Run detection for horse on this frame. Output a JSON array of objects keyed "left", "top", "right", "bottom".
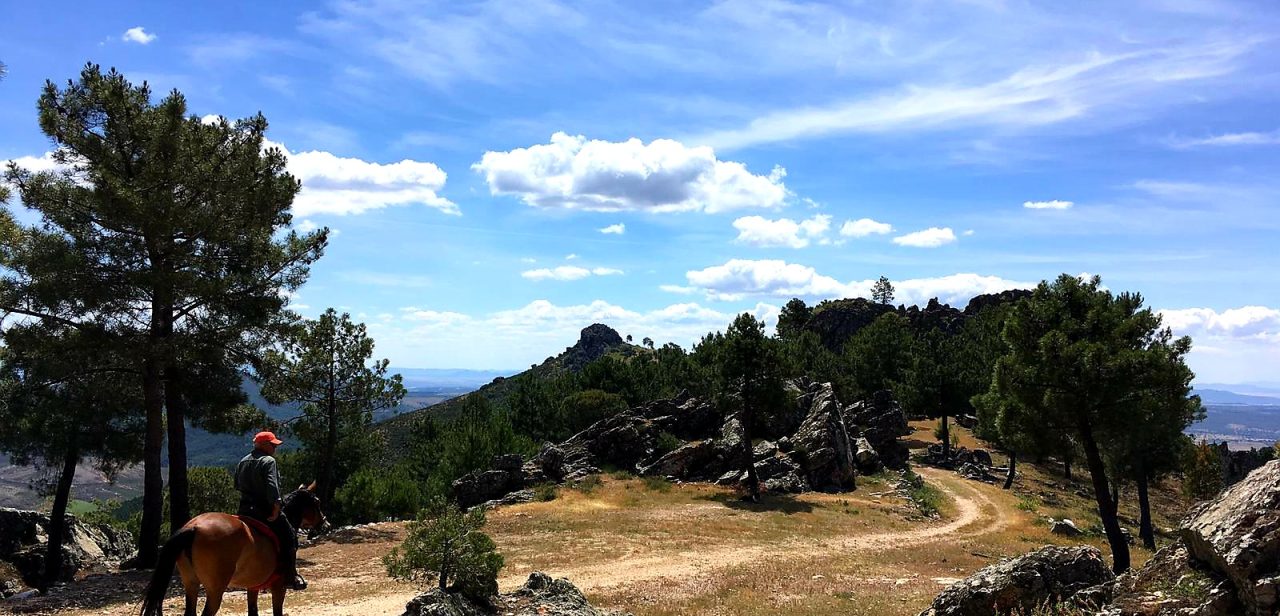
[{"left": 140, "top": 482, "right": 330, "bottom": 616}]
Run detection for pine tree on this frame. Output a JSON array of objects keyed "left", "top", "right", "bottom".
[
  {"left": 715, "top": 313, "right": 787, "bottom": 501},
  {"left": 775, "top": 298, "right": 813, "bottom": 341},
  {"left": 260, "top": 309, "right": 405, "bottom": 505},
  {"left": 871, "top": 276, "right": 895, "bottom": 305},
  {"left": 2, "top": 65, "right": 326, "bottom": 563}
]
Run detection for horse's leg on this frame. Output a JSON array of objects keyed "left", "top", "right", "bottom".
[
  {"left": 270, "top": 580, "right": 287, "bottom": 616},
  {"left": 247, "top": 589, "right": 259, "bottom": 616},
  {"left": 177, "top": 551, "right": 200, "bottom": 616},
  {"left": 198, "top": 584, "right": 226, "bottom": 616}
]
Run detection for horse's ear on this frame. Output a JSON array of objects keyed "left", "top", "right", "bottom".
[
  {"left": 298, "top": 483, "right": 306, "bottom": 491},
  {"left": 306, "top": 481, "right": 318, "bottom": 493}
]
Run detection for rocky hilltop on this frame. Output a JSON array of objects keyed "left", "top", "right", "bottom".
[
  {"left": 451, "top": 379, "right": 911, "bottom": 508},
  {"left": 805, "top": 290, "right": 1031, "bottom": 350},
  {"left": 920, "top": 458, "right": 1280, "bottom": 616}
]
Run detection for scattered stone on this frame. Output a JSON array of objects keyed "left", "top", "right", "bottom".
[
  {"left": 401, "top": 572, "right": 631, "bottom": 616},
  {"left": 918, "top": 546, "right": 1115, "bottom": 616},
  {"left": 1050, "top": 519, "right": 1083, "bottom": 537}
]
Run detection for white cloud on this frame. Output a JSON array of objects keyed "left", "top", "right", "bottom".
[
  {"left": 5, "top": 152, "right": 63, "bottom": 174},
  {"left": 122, "top": 27, "right": 157, "bottom": 45},
  {"left": 732, "top": 214, "right": 831, "bottom": 248},
  {"left": 598, "top": 223, "right": 626, "bottom": 235},
  {"left": 268, "top": 140, "right": 455, "bottom": 217},
  {"left": 295, "top": 219, "right": 320, "bottom": 233},
  {"left": 1023, "top": 200, "right": 1074, "bottom": 210},
  {"left": 1158, "top": 306, "right": 1280, "bottom": 384},
  {"left": 893, "top": 227, "right": 957, "bottom": 247},
  {"left": 839, "top": 218, "right": 893, "bottom": 238},
  {"left": 680, "top": 259, "right": 1030, "bottom": 305},
  {"left": 565, "top": 253, "right": 579, "bottom": 260},
  {"left": 1159, "top": 306, "right": 1280, "bottom": 340},
  {"left": 1168, "top": 130, "right": 1280, "bottom": 149},
  {"left": 521, "top": 265, "right": 624, "bottom": 281},
  {"left": 473, "top": 132, "right": 788, "bottom": 213}
]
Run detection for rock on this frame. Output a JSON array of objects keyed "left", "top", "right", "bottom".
[
  {"left": 1106, "top": 544, "right": 1240, "bottom": 616},
  {"left": 957, "top": 463, "right": 994, "bottom": 483},
  {"left": 402, "top": 572, "right": 631, "bottom": 616},
  {"left": 534, "top": 444, "right": 566, "bottom": 482},
  {"left": 1180, "top": 459, "right": 1280, "bottom": 615},
  {"left": 789, "top": 382, "right": 857, "bottom": 492},
  {"left": 843, "top": 390, "right": 911, "bottom": 469},
  {"left": 452, "top": 456, "right": 527, "bottom": 509},
  {"left": 854, "top": 437, "right": 881, "bottom": 473},
  {"left": 971, "top": 449, "right": 993, "bottom": 467},
  {"left": 755, "top": 453, "right": 809, "bottom": 493},
  {"left": 561, "top": 324, "right": 626, "bottom": 373},
  {"left": 480, "top": 490, "right": 535, "bottom": 509},
  {"left": 1051, "top": 519, "right": 1083, "bottom": 537},
  {"left": 637, "top": 440, "right": 722, "bottom": 479},
  {"left": 918, "top": 546, "right": 1115, "bottom": 616},
  {"left": 0, "top": 508, "right": 133, "bottom": 587}
]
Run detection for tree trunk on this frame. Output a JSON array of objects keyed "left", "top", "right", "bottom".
[
  {"left": 166, "top": 372, "right": 190, "bottom": 531},
  {"left": 940, "top": 412, "right": 950, "bottom": 460},
  {"left": 438, "top": 558, "right": 449, "bottom": 591},
  {"left": 741, "top": 401, "right": 760, "bottom": 502},
  {"left": 138, "top": 359, "right": 165, "bottom": 567},
  {"left": 1137, "top": 470, "right": 1156, "bottom": 550},
  {"left": 42, "top": 441, "right": 79, "bottom": 591},
  {"left": 1003, "top": 450, "right": 1016, "bottom": 490},
  {"left": 323, "top": 355, "right": 338, "bottom": 506},
  {"left": 1063, "top": 456, "right": 1072, "bottom": 481},
  {"left": 1079, "top": 423, "right": 1130, "bottom": 574}
]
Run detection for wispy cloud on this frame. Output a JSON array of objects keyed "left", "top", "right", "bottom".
[
  {"left": 893, "top": 227, "right": 957, "bottom": 248},
  {"left": 598, "top": 223, "right": 626, "bottom": 235},
  {"left": 122, "top": 27, "right": 156, "bottom": 45},
  {"left": 522, "top": 265, "right": 624, "bottom": 281},
  {"left": 1167, "top": 130, "right": 1280, "bottom": 149},
  {"left": 1023, "top": 200, "right": 1073, "bottom": 210}
]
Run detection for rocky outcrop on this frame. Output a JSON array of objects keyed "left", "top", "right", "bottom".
[
  {"left": 401, "top": 572, "right": 631, "bottom": 616},
  {"left": 919, "top": 546, "right": 1115, "bottom": 616},
  {"left": 0, "top": 508, "right": 133, "bottom": 588},
  {"left": 561, "top": 324, "right": 627, "bottom": 373},
  {"left": 454, "top": 381, "right": 912, "bottom": 505},
  {"left": 1106, "top": 544, "right": 1240, "bottom": 616},
  {"left": 1179, "top": 459, "right": 1280, "bottom": 615}
]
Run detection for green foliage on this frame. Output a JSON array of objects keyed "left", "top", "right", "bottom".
[
  {"left": 841, "top": 313, "right": 913, "bottom": 399},
  {"left": 532, "top": 483, "right": 558, "bottom": 502},
  {"left": 908, "top": 480, "right": 943, "bottom": 517},
  {"left": 641, "top": 475, "right": 673, "bottom": 493},
  {"left": 575, "top": 474, "right": 603, "bottom": 493},
  {"left": 337, "top": 465, "right": 423, "bottom": 524},
  {"left": 383, "top": 498, "right": 503, "bottom": 599},
  {"left": 1181, "top": 441, "right": 1224, "bottom": 500},
  {"left": 654, "top": 431, "right": 683, "bottom": 456},
  {"left": 402, "top": 395, "right": 536, "bottom": 506},
  {"left": 1015, "top": 494, "right": 1040, "bottom": 513},
  {"left": 187, "top": 467, "right": 237, "bottom": 516},
  {"left": 871, "top": 276, "right": 895, "bottom": 305},
  {"left": 775, "top": 298, "right": 813, "bottom": 341}
]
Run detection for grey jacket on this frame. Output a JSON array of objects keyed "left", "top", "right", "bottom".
[{"left": 234, "top": 450, "right": 283, "bottom": 515}]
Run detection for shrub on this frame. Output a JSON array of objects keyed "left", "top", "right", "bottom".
[
  {"left": 532, "top": 483, "right": 558, "bottom": 502},
  {"left": 337, "top": 465, "right": 423, "bottom": 524},
  {"left": 641, "top": 475, "right": 672, "bottom": 493},
  {"left": 1015, "top": 494, "right": 1040, "bottom": 513},
  {"left": 1181, "top": 441, "right": 1223, "bottom": 500},
  {"left": 188, "top": 466, "right": 238, "bottom": 516},
  {"left": 608, "top": 469, "right": 632, "bottom": 480},
  {"left": 384, "top": 498, "right": 504, "bottom": 600},
  {"left": 654, "top": 431, "right": 683, "bottom": 456},
  {"left": 576, "top": 474, "right": 602, "bottom": 493}
]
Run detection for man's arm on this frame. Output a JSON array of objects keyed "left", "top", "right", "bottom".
[{"left": 263, "top": 456, "right": 284, "bottom": 520}]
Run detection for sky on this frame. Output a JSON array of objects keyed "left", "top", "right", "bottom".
[{"left": 1, "top": 0, "right": 1279, "bottom": 384}]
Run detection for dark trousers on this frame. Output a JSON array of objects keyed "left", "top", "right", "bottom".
[{"left": 239, "top": 504, "right": 299, "bottom": 576}]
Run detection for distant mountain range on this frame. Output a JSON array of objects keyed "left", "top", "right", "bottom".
[{"left": 1193, "top": 388, "right": 1280, "bottom": 406}]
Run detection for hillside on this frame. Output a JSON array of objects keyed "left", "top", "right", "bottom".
[
  {"left": 14, "top": 422, "right": 1194, "bottom": 616},
  {"left": 378, "top": 323, "right": 641, "bottom": 449}
]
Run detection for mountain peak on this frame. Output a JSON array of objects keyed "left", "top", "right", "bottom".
[{"left": 562, "top": 323, "right": 626, "bottom": 372}]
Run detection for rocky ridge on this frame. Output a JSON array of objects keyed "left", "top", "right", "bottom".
[{"left": 451, "top": 379, "right": 911, "bottom": 507}]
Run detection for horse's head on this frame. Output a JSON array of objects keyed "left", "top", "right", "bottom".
[{"left": 285, "top": 481, "right": 331, "bottom": 534}]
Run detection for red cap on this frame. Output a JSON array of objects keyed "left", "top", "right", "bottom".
[{"left": 253, "top": 431, "right": 283, "bottom": 446}]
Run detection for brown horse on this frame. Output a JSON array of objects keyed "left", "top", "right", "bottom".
[{"left": 140, "top": 483, "right": 330, "bottom": 616}]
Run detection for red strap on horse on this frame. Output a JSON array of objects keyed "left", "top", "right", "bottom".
[{"left": 237, "top": 516, "right": 283, "bottom": 592}]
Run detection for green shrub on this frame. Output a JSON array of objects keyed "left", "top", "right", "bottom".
[
  {"left": 1181, "top": 441, "right": 1223, "bottom": 500},
  {"left": 337, "top": 465, "right": 423, "bottom": 524},
  {"left": 576, "top": 474, "right": 602, "bottom": 493},
  {"left": 384, "top": 498, "right": 503, "bottom": 600},
  {"left": 608, "top": 469, "right": 632, "bottom": 480},
  {"left": 641, "top": 475, "right": 672, "bottom": 493},
  {"left": 908, "top": 481, "right": 943, "bottom": 517},
  {"left": 188, "top": 466, "right": 238, "bottom": 516},
  {"left": 532, "top": 483, "right": 558, "bottom": 502},
  {"left": 1015, "top": 494, "right": 1040, "bottom": 513},
  {"left": 654, "top": 431, "right": 683, "bottom": 456}
]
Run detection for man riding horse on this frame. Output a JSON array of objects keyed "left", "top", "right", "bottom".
[{"left": 234, "top": 431, "right": 307, "bottom": 591}]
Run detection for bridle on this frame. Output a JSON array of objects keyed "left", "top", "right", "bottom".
[{"left": 283, "top": 489, "right": 330, "bottom": 532}]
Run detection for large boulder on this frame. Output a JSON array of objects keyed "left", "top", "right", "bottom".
[
  {"left": 918, "top": 546, "right": 1115, "bottom": 616},
  {"left": 637, "top": 440, "right": 723, "bottom": 479},
  {"left": 843, "top": 390, "right": 911, "bottom": 469},
  {"left": 401, "top": 572, "right": 631, "bottom": 616},
  {"left": 452, "top": 455, "right": 526, "bottom": 509},
  {"left": 789, "top": 382, "right": 857, "bottom": 492},
  {"left": 0, "top": 508, "right": 133, "bottom": 587},
  {"left": 1106, "top": 544, "right": 1240, "bottom": 616},
  {"left": 1180, "top": 458, "right": 1280, "bottom": 615}
]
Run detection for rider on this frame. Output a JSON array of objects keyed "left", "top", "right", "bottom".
[{"left": 234, "top": 431, "right": 306, "bottom": 591}]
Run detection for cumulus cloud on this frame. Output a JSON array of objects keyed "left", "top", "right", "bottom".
[
  {"left": 521, "top": 265, "right": 624, "bottom": 281},
  {"left": 1023, "top": 200, "right": 1074, "bottom": 210},
  {"left": 473, "top": 132, "right": 788, "bottom": 213},
  {"left": 732, "top": 214, "right": 831, "bottom": 248},
  {"left": 369, "top": 299, "right": 781, "bottom": 369},
  {"left": 679, "top": 259, "right": 1031, "bottom": 305},
  {"left": 598, "top": 223, "right": 626, "bottom": 234},
  {"left": 839, "top": 218, "right": 893, "bottom": 238},
  {"left": 268, "top": 140, "right": 455, "bottom": 216},
  {"left": 5, "top": 152, "right": 63, "bottom": 174},
  {"left": 122, "top": 27, "right": 157, "bottom": 45},
  {"left": 1159, "top": 306, "right": 1280, "bottom": 340},
  {"left": 893, "top": 227, "right": 957, "bottom": 247}
]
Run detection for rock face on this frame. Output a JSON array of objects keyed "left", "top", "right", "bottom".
[
  {"left": 561, "top": 324, "right": 627, "bottom": 373},
  {"left": 454, "top": 380, "right": 912, "bottom": 506},
  {"left": 0, "top": 508, "right": 133, "bottom": 588},
  {"left": 401, "top": 572, "right": 631, "bottom": 616},
  {"left": 919, "top": 546, "right": 1115, "bottom": 616},
  {"left": 1179, "top": 458, "right": 1280, "bottom": 615}
]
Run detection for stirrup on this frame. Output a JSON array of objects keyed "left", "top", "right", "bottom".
[{"left": 287, "top": 573, "right": 308, "bottom": 591}]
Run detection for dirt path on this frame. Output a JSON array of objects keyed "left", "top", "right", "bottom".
[{"left": 22, "top": 469, "right": 1013, "bottom": 616}]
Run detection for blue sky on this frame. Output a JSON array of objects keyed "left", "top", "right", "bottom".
[{"left": 2, "top": 0, "right": 1279, "bottom": 383}]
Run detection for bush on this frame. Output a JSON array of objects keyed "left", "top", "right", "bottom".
[
  {"left": 576, "top": 474, "right": 602, "bottom": 493},
  {"left": 641, "top": 475, "right": 673, "bottom": 493},
  {"left": 654, "top": 431, "right": 683, "bottom": 456},
  {"left": 1181, "top": 441, "right": 1223, "bottom": 500},
  {"left": 384, "top": 498, "right": 504, "bottom": 600},
  {"left": 337, "top": 466, "right": 423, "bottom": 524},
  {"left": 532, "top": 483, "right": 558, "bottom": 502},
  {"left": 1015, "top": 494, "right": 1039, "bottom": 513},
  {"left": 188, "top": 466, "right": 238, "bottom": 516}
]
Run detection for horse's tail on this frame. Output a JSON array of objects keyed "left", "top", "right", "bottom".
[{"left": 140, "top": 526, "right": 196, "bottom": 616}]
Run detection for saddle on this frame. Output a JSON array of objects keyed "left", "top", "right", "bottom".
[{"left": 237, "top": 515, "right": 282, "bottom": 592}]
